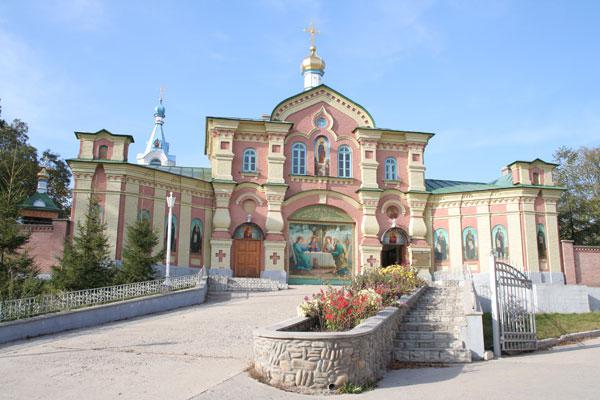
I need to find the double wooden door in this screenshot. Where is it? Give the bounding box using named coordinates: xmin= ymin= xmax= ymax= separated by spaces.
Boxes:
xmin=233 ymin=239 xmax=261 ymax=277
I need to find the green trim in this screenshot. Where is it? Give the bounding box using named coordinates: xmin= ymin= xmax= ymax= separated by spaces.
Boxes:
xmin=506 ymin=158 xmax=559 ymax=167
xmin=67 ymin=159 xmax=213 ymax=182
xmin=354 ymin=126 xmax=435 ymax=138
xmin=269 ymin=84 xmax=376 ymax=127
xmin=356 ymin=187 xmax=384 ymax=193
xmin=74 ymin=129 xmax=135 ymax=143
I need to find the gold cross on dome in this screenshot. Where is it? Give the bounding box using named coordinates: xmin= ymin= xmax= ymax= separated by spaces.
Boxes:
xmin=304 ymin=22 xmax=319 ymax=47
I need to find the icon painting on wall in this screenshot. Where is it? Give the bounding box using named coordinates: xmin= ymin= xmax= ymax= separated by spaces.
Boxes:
xmin=314 ymin=136 xmax=330 ymax=176
xmin=433 ymin=228 xmax=449 ymax=262
xmin=462 ymin=227 xmax=478 ymax=261
xmin=381 ymin=227 xmax=408 ymax=245
xmin=233 ymin=223 xmax=263 ymax=240
xmin=289 ymin=222 xmax=352 ymax=279
xmin=190 ymin=218 xmax=203 ymax=254
xmin=537 ymin=224 xmax=547 ymax=259
xmin=491 ymin=224 xmax=509 ymax=260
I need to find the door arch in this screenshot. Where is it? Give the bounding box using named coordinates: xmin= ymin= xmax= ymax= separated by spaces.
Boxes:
xmin=232 ymin=223 xmax=264 ymax=278
xmin=380 ymin=227 xmax=409 ymax=267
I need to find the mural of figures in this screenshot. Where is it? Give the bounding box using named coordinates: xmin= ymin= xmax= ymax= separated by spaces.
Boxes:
xmin=537 ymin=224 xmax=547 ymax=259
xmin=462 ymin=227 xmax=478 ymax=261
xmin=381 ymin=228 xmax=408 ymax=245
xmin=314 ymin=136 xmax=330 ymax=176
xmin=289 ymin=222 xmax=352 ymax=280
xmin=164 ymin=215 xmax=177 ymax=252
xmin=190 ymin=218 xmax=203 ymax=254
xmin=233 ymin=223 xmax=263 ymax=240
xmin=137 ymin=209 xmax=151 ymax=222
xmin=491 ymin=224 xmax=509 ymax=259
xmin=433 ymin=228 xmax=449 ymax=262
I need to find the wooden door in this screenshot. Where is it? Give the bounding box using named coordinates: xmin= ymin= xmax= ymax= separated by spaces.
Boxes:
xmin=233 ymin=239 xmax=261 ymax=277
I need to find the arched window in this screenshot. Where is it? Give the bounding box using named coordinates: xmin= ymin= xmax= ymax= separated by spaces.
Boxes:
xmin=149 ymin=158 xmax=161 ymax=166
xmin=338 ymin=145 xmax=352 ymax=178
xmin=242 ymin=148 xmax=256 ymax=172
xmin=291 ymin=143 xmax=306 ymax=175
xmin=385 ymin=158 xmax=397 ymax=180
xmin=98 ymin=145 xmax=108 ymax=160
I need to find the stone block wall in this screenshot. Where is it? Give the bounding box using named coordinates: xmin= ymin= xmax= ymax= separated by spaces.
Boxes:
xmin=252 ymin=287 xmax=425 ymax=393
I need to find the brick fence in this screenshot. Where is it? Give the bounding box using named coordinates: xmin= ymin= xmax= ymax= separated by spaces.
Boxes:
xmin=562 ymin=240 xmax=600 ymax=287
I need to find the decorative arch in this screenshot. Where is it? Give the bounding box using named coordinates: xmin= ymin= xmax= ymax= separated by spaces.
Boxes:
xmin=232 ymin=222 xmax=264 ymax=240
xmin=379 ymin=199 xmax=407 ymax=216
xmin=234 ymin=192 xmax=264 ymax=207
xmin=380 ymin=227 xmax=409 ymax=245
xmin=190 ymin=218 xmax=203 ymax=254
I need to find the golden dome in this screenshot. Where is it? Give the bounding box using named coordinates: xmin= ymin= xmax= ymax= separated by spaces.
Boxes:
xmin=301 ymin=46 xmax=325 ymax=73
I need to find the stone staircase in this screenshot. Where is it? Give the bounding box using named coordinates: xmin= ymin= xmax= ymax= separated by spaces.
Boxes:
xmin=393 ymin=283 xmax=471 ymax=363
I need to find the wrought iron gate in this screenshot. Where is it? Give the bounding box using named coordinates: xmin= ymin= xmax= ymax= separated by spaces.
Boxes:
xmin=492 ymin=260 xmax=537 ymax=353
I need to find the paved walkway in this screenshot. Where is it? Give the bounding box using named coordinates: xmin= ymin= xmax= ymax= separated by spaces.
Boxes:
xmin=0 ymin=286 xmax=318 ymax=400
xmin=2 ymin=287 xmax=599 ymax=400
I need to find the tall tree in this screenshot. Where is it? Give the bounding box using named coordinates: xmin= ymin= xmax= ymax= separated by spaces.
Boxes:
xmin=52 ymin=196 xmax=114 ymax=291
xmin=0 ymin=141 xmax=43 ymax=300
xmin=554 ymin=146 xmax=600 ymax=245
xmin=115 ymin=219 xmax=164 ymax=284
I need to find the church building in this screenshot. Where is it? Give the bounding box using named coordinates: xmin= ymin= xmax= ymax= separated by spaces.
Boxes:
xmin=68 ymin=31 xmax=564 ymax=284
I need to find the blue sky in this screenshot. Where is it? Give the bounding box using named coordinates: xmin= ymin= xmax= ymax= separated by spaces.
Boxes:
xmin=1 ymin=0 xmax=598 ymax=182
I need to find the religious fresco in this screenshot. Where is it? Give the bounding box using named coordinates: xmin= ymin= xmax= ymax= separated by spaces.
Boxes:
xmin=462 ymin=227 xmax=478 ymax=261
xmin=492 ymin=224 xmax=509 ymax=260
xmin=137 ymin=208 xmax=151 ymax=222
xmin=190 ymin=218 xmax=203 ymax=254
xmin=233 ymin=223 xmax=264 ymax=240
xmin=381 ymin=228 xmax=408 ymax=245
xmin=314 ymin=135 xmax=330 ymax=176
xmin=288 ymin=222 xmax=353 ymax=280
xmin=433 ymin=228 xmax=449 ymax=262
xmin=537 ymin=224 xmax=547 ymax=259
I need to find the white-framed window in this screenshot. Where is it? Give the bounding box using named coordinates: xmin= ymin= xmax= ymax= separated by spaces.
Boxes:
xmin=291 ymin=142 xmax=306 ymax=175
xmin=338 ymin=145 xmax=352 ymax=178
xmin=385 ymin=157 xmax=397 ymax=180
xmin=243 ymin=148 xmax=257 ymax=172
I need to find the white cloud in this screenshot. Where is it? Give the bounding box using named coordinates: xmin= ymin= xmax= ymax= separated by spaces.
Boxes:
xmin=41 ymin=0 xmax=106 ymax=31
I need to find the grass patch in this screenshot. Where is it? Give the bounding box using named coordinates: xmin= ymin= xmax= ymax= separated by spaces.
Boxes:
xmin=337 ymin=382 xmax=376 ymax=394
xmin=482 ymin=312 xmax=600 ymax=347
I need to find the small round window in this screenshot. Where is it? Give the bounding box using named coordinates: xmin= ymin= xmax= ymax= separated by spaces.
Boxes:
xmin=315 ymin=117 xmax=327 ymax=128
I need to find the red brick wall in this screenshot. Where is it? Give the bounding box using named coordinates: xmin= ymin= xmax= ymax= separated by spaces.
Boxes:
xmin=562 ymin=240 xmax=600 ymax=287
xmin=21 ymin=220 xmax=69 ymax=275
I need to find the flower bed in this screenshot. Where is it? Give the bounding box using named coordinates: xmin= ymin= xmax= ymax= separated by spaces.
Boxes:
xmin=297 ymin=265 xmax=425 ymax=332
xmin=252 ymin=265 xmax=426 ymax=393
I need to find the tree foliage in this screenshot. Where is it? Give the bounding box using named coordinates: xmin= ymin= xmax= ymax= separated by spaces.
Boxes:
xmin=40 ymin=150 xmax=72 ymax=217
xmin=0 ymin=131 xmax=43 ymax=300
xmin=0 ymin=103 xmax=71 ymax=215
xmin=115 ymin=219 xmax=164 ymax=284
xmin=52 ymin=196 xmax=115 ymax=290
xmin=554 ymin=146 xmax=600 ymax=245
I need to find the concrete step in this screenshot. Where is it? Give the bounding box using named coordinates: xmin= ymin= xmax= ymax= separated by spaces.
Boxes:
xmin=406 ymin=310 xmax=461 ymax=318
xmin=393 ymin=348 xmax=472 ymax=363
xmin=394 ymin=338 xmax=465 ymax=350
xmin=399 ymin=322 xmax=464 ymax=332
xmin=396 ymin=331 xmax=459 ymax=342
xmin=402 ymin=314 xmax=465 ymax=324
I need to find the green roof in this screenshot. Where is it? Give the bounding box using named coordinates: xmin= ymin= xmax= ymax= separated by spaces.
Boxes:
xmin=425 ymin=175 xmax=514 ymax=194
xmin=74 ymin=129 xmax=135 ymax=142
xmin=143 ymin=165 xmax=212 ymax=180
xmin=19 ymin=192 xmax=61 ymax=212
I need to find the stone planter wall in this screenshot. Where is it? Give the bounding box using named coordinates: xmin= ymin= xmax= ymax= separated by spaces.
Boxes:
xmin=252 ymin=286 xmax=426 ymax=393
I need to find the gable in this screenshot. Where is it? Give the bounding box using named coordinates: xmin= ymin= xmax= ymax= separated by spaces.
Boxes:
xmin=270 ymin=85 xmax=375 ymax=128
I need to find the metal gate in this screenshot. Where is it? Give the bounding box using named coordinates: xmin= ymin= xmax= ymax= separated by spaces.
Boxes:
xmin=490 ymin=259 xmax=537 ymax=354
